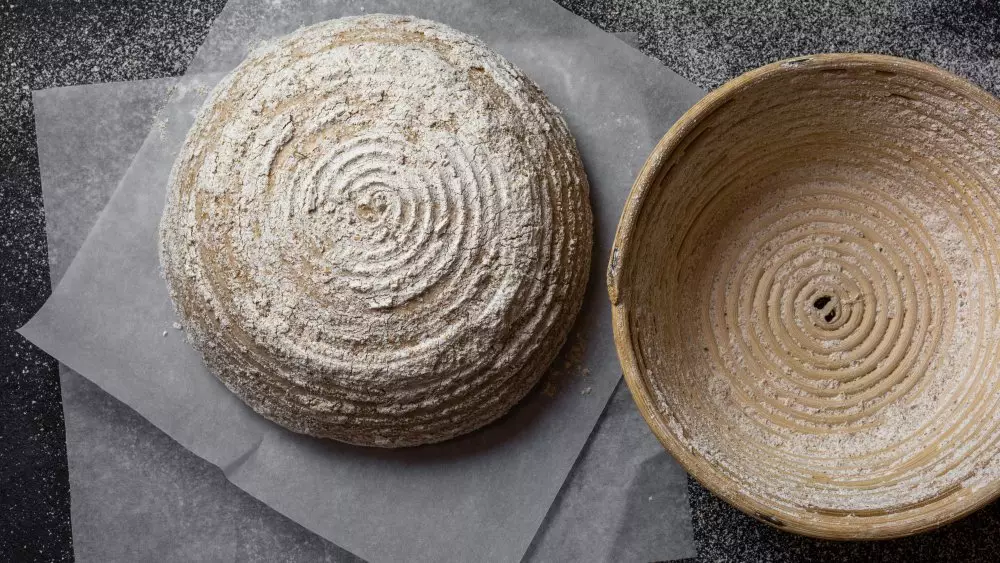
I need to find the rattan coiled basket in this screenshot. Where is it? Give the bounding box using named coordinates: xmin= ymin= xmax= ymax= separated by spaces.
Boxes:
xmin=609 ymin=53 xmax=1000 ymax=539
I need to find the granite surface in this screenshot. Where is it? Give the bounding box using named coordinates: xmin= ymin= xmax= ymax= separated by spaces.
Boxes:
xmin=1 ymin=2 xmax=228 ymax=561
xmin=4 ymin=0 xmax=1000 ymax=561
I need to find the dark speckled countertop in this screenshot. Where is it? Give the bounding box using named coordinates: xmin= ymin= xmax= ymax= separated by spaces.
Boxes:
xmin=3 ymin=1 xmax=999 ymax=561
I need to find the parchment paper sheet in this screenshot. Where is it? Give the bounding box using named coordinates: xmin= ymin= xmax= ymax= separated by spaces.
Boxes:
xmin=22 ymin=2 xmax=705 ymax=561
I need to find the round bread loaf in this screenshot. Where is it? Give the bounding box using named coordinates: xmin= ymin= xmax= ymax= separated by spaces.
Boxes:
xmin=159 ymin=15 xmax=592 ymax=447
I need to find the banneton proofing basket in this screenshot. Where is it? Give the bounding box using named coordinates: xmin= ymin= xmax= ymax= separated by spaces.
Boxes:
xmin=608 ymin=53 xmax=1000 ymax=539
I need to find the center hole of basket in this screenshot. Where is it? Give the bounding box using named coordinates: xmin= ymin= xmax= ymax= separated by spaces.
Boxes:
xmin=813 ymin=295 xmax=838 ymax=323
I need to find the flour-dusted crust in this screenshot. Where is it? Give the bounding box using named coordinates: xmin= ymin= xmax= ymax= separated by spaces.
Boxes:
xmin=159 ymin=15 xmax=592 ymax=447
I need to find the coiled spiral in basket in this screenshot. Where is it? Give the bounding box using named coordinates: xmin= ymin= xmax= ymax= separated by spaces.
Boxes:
xmin=609 ymin=54 xmax=1000 ymax=538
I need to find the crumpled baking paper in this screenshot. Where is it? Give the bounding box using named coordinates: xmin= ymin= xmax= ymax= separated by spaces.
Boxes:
xmin=22 ymin=1 xmax=705 ymax=561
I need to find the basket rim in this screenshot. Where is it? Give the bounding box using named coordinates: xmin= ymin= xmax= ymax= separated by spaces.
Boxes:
xmin=607 ymin=52 xmax=1000 ymax=540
